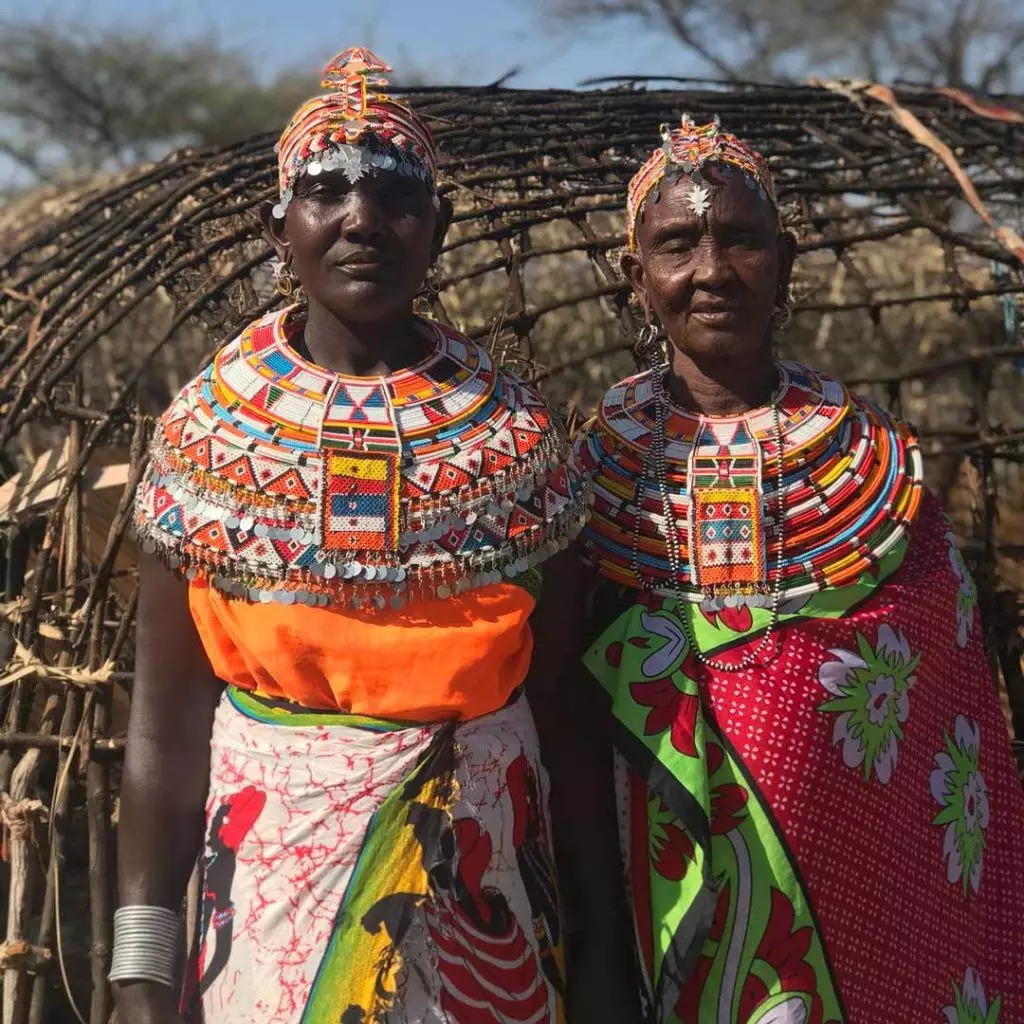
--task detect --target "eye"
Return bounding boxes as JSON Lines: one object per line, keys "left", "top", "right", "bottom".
{"left": 722, "top": 229, "right": 760, "bottom": 249}
{"left": 378, "top": 178, "right": 428, "bottom": 210}
{"left": 657, "top": 236, "right": 697, "bottom": 255}
{"left": 299, "top": 179, "right": 348, "bottom": 203}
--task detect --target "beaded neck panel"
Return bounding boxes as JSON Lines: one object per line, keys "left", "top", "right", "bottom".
{"left": 575, "top": 361, "right": 923, "bottom": 603}
{"left": 135, "top": 307, "right": 589, "bottom": 610}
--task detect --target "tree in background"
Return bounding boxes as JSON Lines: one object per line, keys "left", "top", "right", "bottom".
{"left": 0, "top": 16, "right": 459, "bottom": 189}
{"left": 540, "top": 0, "right": 1024, "bottom": 89}
{"left": 0, "top": 19, "right": 317, "bottom": 183}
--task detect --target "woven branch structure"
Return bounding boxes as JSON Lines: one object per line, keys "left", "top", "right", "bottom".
{"left": 0, "top": 80, "right": 1022, "bottom": 1023}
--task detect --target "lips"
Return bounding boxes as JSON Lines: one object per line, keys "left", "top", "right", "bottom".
{"left": 335, "top": 250, "right": 387, "bottom": 269}
{"left": 690, "top": 303, "right": 740, "bottom": 315}
{"left": 333, "top": 250, "right": 390, "bottom": 282}
{"left": 691, "top": 307, "right": 740, "bottom": 323}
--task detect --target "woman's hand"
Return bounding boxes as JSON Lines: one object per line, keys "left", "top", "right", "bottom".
{"left": 112, "top": 981, "right": 185, "bottom": 1024}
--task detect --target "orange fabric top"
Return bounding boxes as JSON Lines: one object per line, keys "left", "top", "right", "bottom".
{"left": 187, "top": 581, "right": 536, "bottom": 721}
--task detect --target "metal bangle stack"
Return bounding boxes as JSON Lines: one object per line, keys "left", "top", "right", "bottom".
{"left": 108, "top": 905, "right": 181, "bottom": 988}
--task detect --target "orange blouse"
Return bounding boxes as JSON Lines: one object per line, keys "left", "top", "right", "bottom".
{"left": 188, "top": 580, "right": 535, "bottom": 721}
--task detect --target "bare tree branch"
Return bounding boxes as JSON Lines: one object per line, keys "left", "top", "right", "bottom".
{"left": 649, "top": 0, "right": 742, "bottom": 79}
{"left": 977, "top": 24, "right": 1024, "bottom": 91}
{"left": 0, "top": 19, "right": 316, "bottom": 184}
{"left": 536, "top": 0, "right": 1024, "bottom": 88}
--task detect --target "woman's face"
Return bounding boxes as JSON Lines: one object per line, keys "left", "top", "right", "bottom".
{"left": 265, "top": 164, "right": 444, "bottom": 324}
{"left": 624, "top": 165, "right": 794, "bottom": 364}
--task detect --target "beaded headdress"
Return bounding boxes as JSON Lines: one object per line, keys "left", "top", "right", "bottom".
{"left": 273, "top": 47, "right": 438, "bottom": 219}
{"left": 626, "top": 115, "right": 777, "bottom": 250}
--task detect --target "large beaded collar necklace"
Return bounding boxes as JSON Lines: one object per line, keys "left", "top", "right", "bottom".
{"left": 631, "top": 364, "right": 786, "bottom": 671}
{"left": 135, "top": 307, "right": 589, "bottom": 610}
{"left": 577, "top": 361, "right": 923, "bottom": 619}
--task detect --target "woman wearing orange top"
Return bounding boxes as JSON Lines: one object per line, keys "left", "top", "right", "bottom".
{"left": 110, "top": 49, "right": 632, "bottom": 1024}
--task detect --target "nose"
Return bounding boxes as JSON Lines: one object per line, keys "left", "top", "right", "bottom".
{"left": 690, "top": 237, "right": 731, "bottom": 291}
{"left": 339, "top": 189, "right": 381, "bottom": 241}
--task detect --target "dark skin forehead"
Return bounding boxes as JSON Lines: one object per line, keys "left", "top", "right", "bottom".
{"left": 636, "top": 163, "right": 779, "bottom": 251}
{"left": 290, "top": 166, "right": 433, "bottom": 203}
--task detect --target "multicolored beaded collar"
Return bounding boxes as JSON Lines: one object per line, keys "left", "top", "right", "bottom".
{"left": 135, "top": 307, "right": 589, "bottom": 610}
{"left": 575, "top": 362, "right": 923, "bottom": 604}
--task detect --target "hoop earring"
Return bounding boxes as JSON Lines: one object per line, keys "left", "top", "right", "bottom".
{"left": 634, "top": 322, "right": 664, "bottom": 368}
{"left": 422, "top": 262, "right": 442, "bottom": 300}
{"left": 414, "top": 262, "right": 442, "bottom": 315}
{"left": 273, "top": 259, "right": 299, "bottom": 299}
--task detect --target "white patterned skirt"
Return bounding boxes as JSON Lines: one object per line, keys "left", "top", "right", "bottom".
{"left": 182, "top": 688, "right": 566, "bottom": 1024}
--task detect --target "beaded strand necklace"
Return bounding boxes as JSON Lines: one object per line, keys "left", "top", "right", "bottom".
{"left": 630, "top": 365, "right": 786, "bottom": 672}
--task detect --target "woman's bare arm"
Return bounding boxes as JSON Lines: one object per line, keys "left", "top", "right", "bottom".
{"left": 526, "top": 547, "right": 643, "bottom": 1023}
{"left": 114, "top": 552, "right": 224, "bottom": 1022}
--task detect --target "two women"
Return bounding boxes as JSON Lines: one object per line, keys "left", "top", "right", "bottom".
{"left": 114, "top": 48, "right": 1024, "bottom": 1024}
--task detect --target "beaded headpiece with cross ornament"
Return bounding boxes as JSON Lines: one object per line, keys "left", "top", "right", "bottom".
{"left": 626, "top": 114, "right": 778, "bottom": 251}
{"left": 272, "top": 47, "right": 439, "bottom": 220}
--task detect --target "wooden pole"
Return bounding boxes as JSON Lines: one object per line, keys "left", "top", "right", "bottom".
{"left": 2, "top": 694, "right": 63, "bottom": 1024}
{"left": 27, "top": 692, "right": 82, "bottom": 1024}
{"left": 85, "top": 689, "right": 111, "bottom": 1024}
{"left": 4, "top": 383, "right": 83, "bottom": 1024}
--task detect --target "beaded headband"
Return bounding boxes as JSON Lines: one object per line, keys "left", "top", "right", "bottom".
{"left": 273, "top": 47, "right": 438, "bottom": 219}
{"left": 626, "top": 115, "right": 777, "bottom": 250}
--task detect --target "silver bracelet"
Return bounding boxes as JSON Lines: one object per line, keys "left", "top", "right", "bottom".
{"left": 108, "top": 905, "right": 181, "bottom": 988}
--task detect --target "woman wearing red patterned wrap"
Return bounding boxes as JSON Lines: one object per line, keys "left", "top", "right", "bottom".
{"left": 573, "top": 115, "right": 1024, "bottom": 1022}
{"left": 113, "top": 48, "right": 632, "bottom": 1024}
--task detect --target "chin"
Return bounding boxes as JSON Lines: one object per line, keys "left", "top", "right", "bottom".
{"left": 322, "top": 282, "right": 413, "bottom": 323}
{"left": 678, "top": 327, "right": 768, "bottom": 363}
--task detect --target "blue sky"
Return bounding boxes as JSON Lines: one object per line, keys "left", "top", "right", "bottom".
{"left": 1, "top": 0, "right": 694, "bottom": 88}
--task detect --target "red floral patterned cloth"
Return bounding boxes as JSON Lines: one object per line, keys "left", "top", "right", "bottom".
{"left": 584, "top": 495, "right": 1024, "bottom": 1023}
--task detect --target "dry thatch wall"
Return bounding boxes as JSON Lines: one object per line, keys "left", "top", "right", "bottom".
{"left": 0, "top": 80, "right": 1022, "bottom": 1023}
